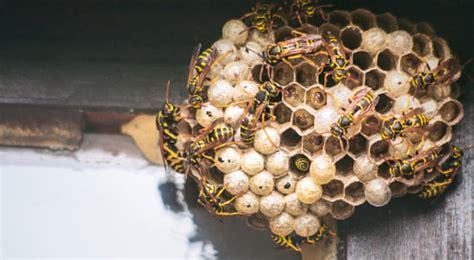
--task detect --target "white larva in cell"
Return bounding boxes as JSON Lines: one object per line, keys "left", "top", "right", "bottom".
{"left": 249, "top": 171, "right": 275, "bottom": 196}
{"left": 234, "top": 80, "right": 259, "bottom": 103}
{"left": 269, "top": 212, "right": 295, "bottom": 236}
{"left": 284, "top": 193, "right": 308, "bottom": 216}
{"left": 223, "top": 61, "right": 250, "bottom": 85}
{"left": 241, "top": 149, "right": 265, "bottom": 176}
{"left": 353, "top": 154, "right": 378, "bottom": 182}
{"left": 222, "top": 19, "right": 248, "bottom": 46}
{"left": 212, "top": 39, "right": 237, "bottom": 66}
{"left": 387, "top": 30, "right": 413, "bottom": 56}
{"left": 195, "top": 104, "right": 224, "bottom": 127}
{"left": 385, "top": 71, "right": 411, "bottom": 98}
{"left": 365, "top": 178, "right": 391, "bottom": 207}
{"left": 265, "top": 151, "right": 289, "bottom": 176}
{"left": 310, "top": 154, "right": 336, "bottom": 185}
{"left": 254, "top": 127, "right": 280, "bottom": 155}
{"left": 296, "top": 177, "right": 323, "bottom": 204}
{"left": 208, "top": 79, "right": 234, "bottom": 108}
{"left": 223, "top": 170, "right": 249, "bottom": 195}
{"left": 215, "top": 146, "right": 241, "bottom": 173}
{"left": 294, "top": 214, "right": 320, "bottom": 237}
{"left": 260, "top": 191, "right": 285, "bottom": 217}
{"left": 361, "top": 28, "right": 388, "bottom": 55}
{"left": 235, "top": 191, "right": 260, "bottom": 215}
{"left": 276, "top": 175, "right": 297, "bottom": 194}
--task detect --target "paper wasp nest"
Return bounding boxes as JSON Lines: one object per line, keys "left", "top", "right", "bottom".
{"left": 173, "top": 8, "right": 464, "bottom": 237}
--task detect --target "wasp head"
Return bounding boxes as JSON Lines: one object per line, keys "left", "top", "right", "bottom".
{"left": 162, "top": 102, "right": 180, "bottom": 119}
{"left": 388, "top": 161, "right": 401, "bottom": 177}
{"left": 263, "top": 44, "right": 281, "bottom": 65}
{"left": 452, "top": 145, "right": 464, "bottom": 159}
{"left": 188, "top": 95, "right": 203, "bottom": 108}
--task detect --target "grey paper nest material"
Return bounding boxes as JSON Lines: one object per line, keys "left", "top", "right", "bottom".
{"left": 160, "top": 7, "right": 464, "bottom": 242}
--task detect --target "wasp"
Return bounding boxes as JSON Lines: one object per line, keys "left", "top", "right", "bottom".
{"left": 196, "top": 178, "right": 241, "bottom": 218}
{"left": 240, "top": 2, "right": 287, "bottom": 34}
{"left": 292, "top": 154, "right": 311, "bottom": 173}
{"left": 417, "top": 145, "right": 464, "bottom": 199}
{"left": 380, "top": 108, "right": 429, "bottom": 141}
{"left": 388, "top": 147, "right": 439, "bottom": 178}
{"left": 320, "top": 33, "right": 352, "bottom": 84}
{"left": 289, "top": 0, "right": 332, "bottom": 25}
{"left": 187, "top": 44, "right": 219, "bottom": 108}
{"left": 331, "top": 88, "right": 379, "bottom": 140}
{"left": 272, "top": 224, "right": 335, "bottom": 252}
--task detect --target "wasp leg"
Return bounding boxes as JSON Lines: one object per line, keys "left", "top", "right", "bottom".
{"left": 216, "top": 210, "right": 242, "bottom": 217}
{"left": 218, "top": 196, "right": 238, "bottom": 207}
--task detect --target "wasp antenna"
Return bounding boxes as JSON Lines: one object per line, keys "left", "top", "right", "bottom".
{"left": 165, "top": 80, "right": 171, "bottom": 103}
{"left": 245, "top": 47, "right": 263, "bottom": 58}
{"left": 461, "top": 58, "right": 473, "bottom": 69}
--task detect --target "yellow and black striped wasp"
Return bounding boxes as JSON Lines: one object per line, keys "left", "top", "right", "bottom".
{"left": 288, "top": 0, "right": 333, "bottom": 25}
{"left": 195, "top": 177, "right": 242, "bottom": 218}
{"left": 320, "top": 33, "right": 353, "bottom": 84}
{"left": 388, "top": 147, "right": 439, "bottom": 178}
{"left": 240, "top": 2, "right": 287, "bottom": 34}
{"left": 187, "top": 44, "right": 219, "bottom": 108}
{"left": 272, "top": 223, "right": 335, "bottom": 252}
{"left": 331, "top": 88, "right": 379, "bottom": 148}
{"left": 156, "top": 80, "right": 186, "bottom": 174}
{"left": 380, "top": 108, "right": 430, "bottom": 141}
{"left": 417, "top": 145, "right": 464, "bottom": 199}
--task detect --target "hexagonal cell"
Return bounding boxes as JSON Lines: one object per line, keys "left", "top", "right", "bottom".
{"left": 361, "top": 115, "right": 381, "bottom": 136}
{"left": 389, "top": 181, "right": 407, "bottom": 198}
{"left": 377, "top": 49, "right": 398, "bottom": 71}
{"left": 377, "top": 162, "right": 391, "bottom": 180}
{"left": 428, "top": 121, "right": 450, "bottom": 143}
{"left": 320, "top": 23, "right": 341, "bottom": 38}
{"left": 348, "top": 134, "right": 368, "bottom": 156}
{"left": 251, "top": 64, "right": 270, "bottom": 83}
{"left": 353, "top": 51, "right": 373, "bottom": 70}
{"left": 415, "top": 22, "right": 436, "bottom": 37}
{"left": 289, "top": 153, "right": 311, "bottom": 178}
{"left": 344, "top": 181, "right": 365, "bottom": 205}
{"left": 439, "top": 99, "right": 463, "bottom": 125}
{"left": 351, "top": 9, "right": 376, "bottom": 30}
{"left": 281, "top": 127, "right": 302, "bottom": 149}
{"left": 398, "top": 18, "right": 416, "bottom": 35}
{"left": 376, "top": 13, "right": 398, "bottom": 33}
{"left": 247, "top": 213, "right": 269, "bottom": 230}
{"left": 303, "top": 132, "right": 324, "bottom": 155}
{"left": 283, "top": 84, "right": 305, "bottom": 108}
{"left": 335, "top": 155, "right": 354, "bottom": 177}
{"left": 274, "top": 103, "right": 292, "bottom": 124}
{"left": 306, "top": 86, "right": 327, "bottom": 110}
{"left": 413, "top": 34, "right": 432, "bottom": 57}
{"left": 370, "top": 139, "right": 390, "bottom": 161}
{"left": 345, "top": 66, "right": 364, "bottom": 89}
{"left": 365, "top": 69, "right": 386, "bottom": 90}
{"left": 401, "top": 53, "right": 424, "bottom": 76}
{"left": 274, "top": 26, "right": 294, "bottom": 42}
{"left": 341, "top": 27, "right": 362, "bottom": 50}
{"left": 324, "top": 136, "right": 346, "bottom": 158}
{"left": 331, "top": 200, "right": 355, "bottom": 220}
{"left": 295, "top": 63, "right": 317, "bottom": 87}
{"left": 375, "top": 93, "right": 394, "bottom": 114}
{"left": 273, "top": 62, "right": 294, "bottom": 86}
{"left": 293, "top": 109, "right": 315, "bottom": 131}
{"left": 323, "top": 179, "right": 344, "bottom": 200}
{"left": 329, "top": 10, "right": 351, "bottom": 28}
{"left": 432, "top": 38, "right": 450, "bottom": 60}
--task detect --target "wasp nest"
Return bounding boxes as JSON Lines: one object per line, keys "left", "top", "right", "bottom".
{"left": 162, "top": 6, "right": 465, "bottom": 250}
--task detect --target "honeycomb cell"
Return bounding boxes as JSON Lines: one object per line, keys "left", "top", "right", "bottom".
{"left": 307, "top": 86, "right": 327, "bottom": 110}
{"left": 289, "top": 153, "right": 311, "bottom": 178}
{"left": 247, "top": 213, "right": 269, "bottom": 230}
{"left": 281, "top": 127, "right": 302, "bottom": 149}
{"left": 341, "top": 27, "right": 362, "bottom": 50}
{"left": 270, "top": 212, "right": 295, "bottom": 236}
{"left": 370, "top": 139, "right": 390, "bottom": 161}
{"left": 388, "top": 31, "right": 413, "bottom": 56}
{"left": 351, "top": 9, "right": 376, "bottom": 30}
{"left": 346, "top": 66, "right": 364, "bottom": 89}
{"left": 365, "top": 178, "right": 391, "bottom": 207}
{"left": 249, "top": 171, "right": 274, "bottom": 196}
{"left": 322, "top": 179, "right": 344, "bottom": 201}
{"left": 344, "top": 181, "right": 366, "bottom": 205}
{"left": 432, "top": 38, "right": 450, "bottom": 60}
{"left": 376, "top": 13, "right": 398, "bottom": 33}
{"left": 361, "top": 115, "right": 381, "bottom": 137}
{"left": 319, "top": 23, "right": 341, "bottom": 38}
{"left": 293, "top": 109, "right": 315, "bottom": 131}
{"left": 365, "top": 69, "right": 385, "bottom": 90}
{"left": 377, "top": 162, "right": 391, "bottom": 180}
{"left": 353, "top": 154, "right": 378, "bottom": 182}
{"left": 274, "top": 62, "right": 294, "bottom": 86}
{"left": 389, "top": 181, "right": 407, "bottom": 198}
{"left": 260, "top": 192, "right": 285, "bottom": 217}
{"left": 397, "top": 18, "right": 416, "bottom": 35}
{"left": 335, "top": 155, "right": 354, "bottom": 177}
{"left": 303, "top": 131, "right": 324, "bottom": 155}
{"left": 353, "top": 51, "right": 373, "bottom": 70}
{"left": 251, "top": 64, "right": 271, "bottom": 83}
{"left": 386, "top": 71, "right": 411, "bottom": 98}
{"left": 348, "top": 134, "right": 368, "bottom": 156}
{"left": 294, "top": 214, "right": 320, "bottom": 237}
{"left": 393, "top": 94, "right": 420, "bottom": 114}
{"left": 296, "top": 177, "right": 323, "bottom": 204}
{"left": 401, "top": 54, "right": 423, "bottom": 76}
{"left": 375, "top": 93, "right": 394, "bottom": 114}
{"left": 284, "top": 193, "right": 309, "bottom": 216}
{"left": 266, "top": 151, "right": 290, "bottom": 176}
{"left": 388, "top": 137, "right": 411, "bottom": 159}
{"left": 325, "top": 136, "right": 346, "bottom": 158}
{"left": 361, "top": 28, "right": 387, "bottom": 55}
{"left": 428, "top": 84, "right": 451, "bottom": 101}
{"left": 329, "top": 10, "right": 351, "bottom": 28}
{"left": 295, "top": 63, "right": 317, "bottom": 87}
{"left": 274, "top": 103, "right": 292, "bottom": 124}
{"left": 254, "top": 127, "right": 280, "bottom": 155}
{"left": 415, "top": 22, "right": 436, "bottom": 37}
{"left": 314, "top": 107, "right": 339, "bottom": 134}
{"left": 377, "top": 49, "right": 398, "bottom": 71}
{"left": 413, "top": 34, "right": 432, "bottom": 57}
{"left": 310, "top": 154, "right": 336, "bottom": 185}
{"left": 276, "top": 174, "right": 298, "bottom": 195}
{"left": 439, "top": 99, "right": 463, "bottom": 125}
{"left": 331, "top": 200, "right": 355, "bottom": 220}
{"left": 428, "top": 121, "right": 450, "bottom": 143}
{"left": 283, "top": 84, "right": 305, "bottom": 108}
{"left": 274, "top": 26, "right": 294, "bottom": 42}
